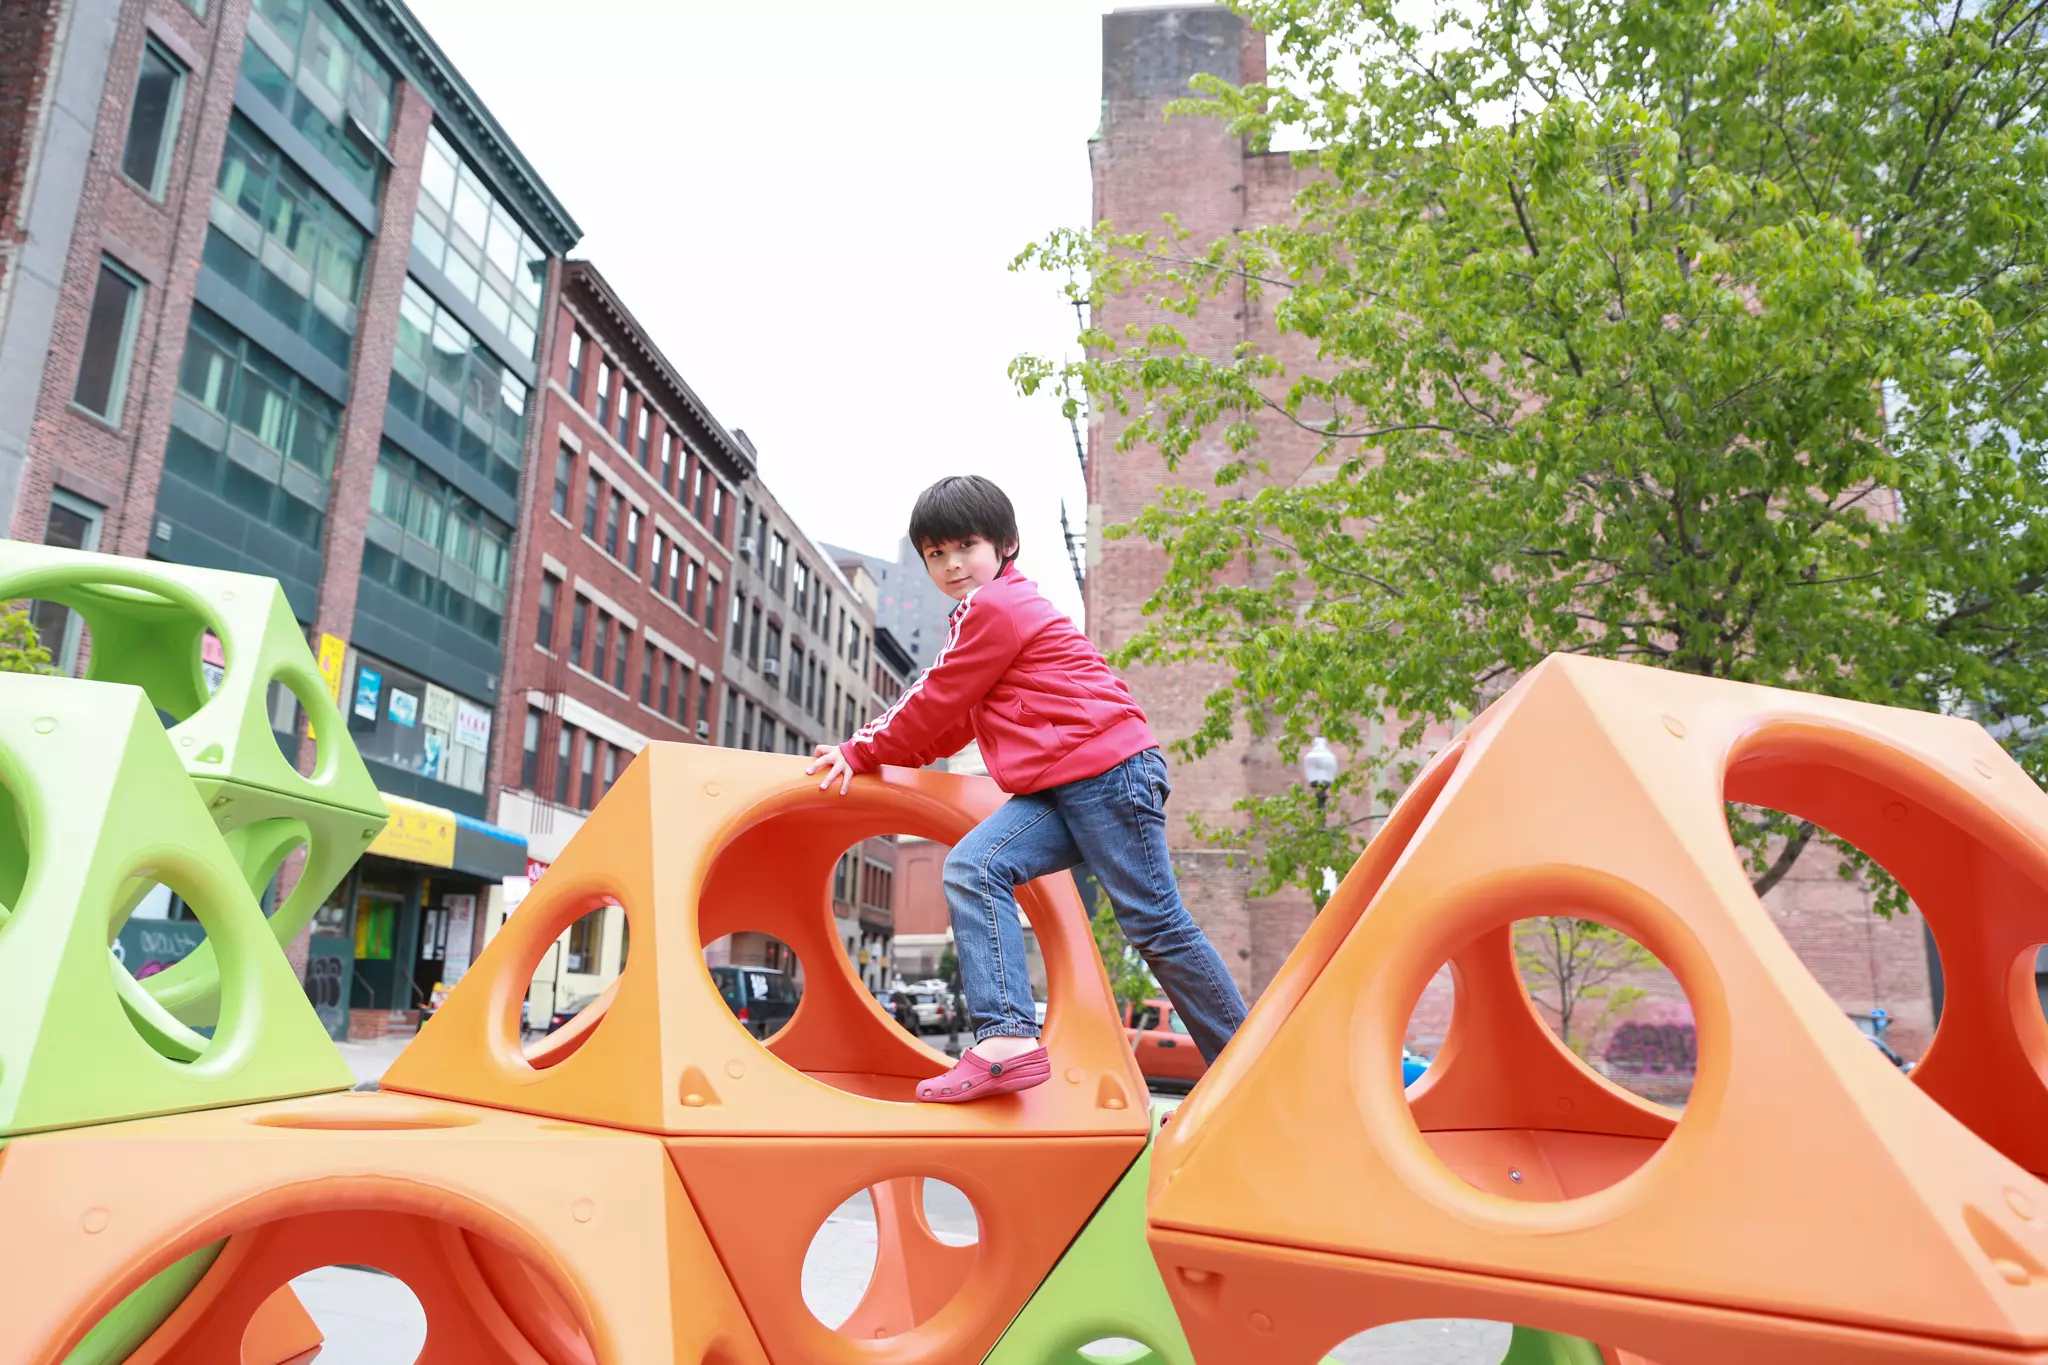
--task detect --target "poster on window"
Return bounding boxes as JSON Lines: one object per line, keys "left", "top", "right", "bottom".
{"left": 441, "top": 893, "right": 477, "bottom": 983}
{"left": 422, "top": 684, "right": 456, "bottom": 733}
{"left": 353, "top": 667, "right": 382, "bottom": 720}
{"left": 454, "top": 699, "right": 492, "bottom": 752}
{"left": 421, "top": 730, "right": 444, "bottom": 779}
{"left": 201, "top": 632, "right": 226, "bottom": 694}
{"left": 387, "top": 689, "right": 419, "bottom": 727}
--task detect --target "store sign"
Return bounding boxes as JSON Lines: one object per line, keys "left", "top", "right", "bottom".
{"left": 422, "top": 685, "right": 456, "bottom": 733}
{"left": 388, "top": 689, "right": 419, "bottom": 727}
{"left": 354, "top": 667, "right": 383, "bottom": 719}
{"left": 442, "top": 893, "right": 477, "bottom": 983}
{"left": 454, "top": 699, "right": 492, "bottom": 752}
{"left": 526, "top": 857, "right": 550, "bottom": 883}
{"left": 309, "top": 633, "right": 347, "bottom": 740}
{"left": 367, "top": 794, "right": 456, "bottom": 868}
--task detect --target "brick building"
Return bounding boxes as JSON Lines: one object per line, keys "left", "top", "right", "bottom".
{"left": 0, "top": 0, "right": 574, "bottom": 1036}
{"left": 1087, "top": 5, "right": 1939, "bottom": 1075}
{"left": 482, "top": 257, "right": 752, "bottom": 1018}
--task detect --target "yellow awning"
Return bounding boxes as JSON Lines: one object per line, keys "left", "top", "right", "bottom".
{"left": 367, "top": 794, "right": 457, "bottom": 869}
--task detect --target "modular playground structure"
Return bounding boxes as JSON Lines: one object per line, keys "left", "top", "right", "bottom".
{"left": 4, "top": 541, "right": 2048, "bottom": 1364}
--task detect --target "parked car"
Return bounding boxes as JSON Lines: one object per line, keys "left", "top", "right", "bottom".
{"left": 903, "top": 980, "right": 950, "bottom": 1034}
{"left": 1121, "top": 998, "right": 1206, "bottom": 1089}
{"left": 710, "top": 965, "right": 801, "bottom": 1039}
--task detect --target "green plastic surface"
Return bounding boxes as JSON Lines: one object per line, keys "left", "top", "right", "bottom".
{"left": 59, "top": 1241, "right": 224, "bottom": 1365}
{"left": 0, "top": 673, "right": 353, "bottom": 1137}
{"left": 983, "top": 1109, "right": 1607, "bottom": 1365}
{"left": 0, "top": 545, "right": 386, "bottom": 1024}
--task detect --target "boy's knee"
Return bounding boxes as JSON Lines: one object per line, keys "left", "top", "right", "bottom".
{"left": 941, "top": 843, "right": 987, "bottom": 892}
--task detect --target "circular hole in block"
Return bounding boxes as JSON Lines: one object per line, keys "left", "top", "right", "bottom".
{"left": 919, "top": 1178, "right": 979, "bottom": 1247}
{"left": 802, "top": 1187, "right": 878, "bottom": 1330}
{"left": 0, "top": 755, "right": 26, "bottom": 918}
{"left": 108, "top": 877, "right": 216, "bottom": 1064}
{"left": 282, "top": 1265, "right": 427, "bottom": 1360}
{"left": 705, "top": 936, "right": 805, "bottom": 1043}
{"left": 1325, "top": 1320, "right": 1612, "bottom": 1363}
{"left": 519, "top": 897, "right": 625, "bottom": 1069}
{"left": 263, "top": 668, "right": 328, "bottom": 780}
{"left": 1511, "top": 918, "right": 1690, "bottom": 1107}
{"left": 2024, "top": 943, "right": 2048, "bottom": 1032}
{"left": 1402, "top": 963, "right": 1453, "bottom": 1087}
{"left": 1078, "top": 1341, "right": 1156, "bottom": 1364}
{"left": 251, "top": 1106, "right": 482, "bottom": 1131}
{"left": 13, "top": 589, "right": 218, "bottom": 726}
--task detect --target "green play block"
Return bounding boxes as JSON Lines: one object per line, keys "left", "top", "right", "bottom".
{"left": 0, "top": 544, "right": 386, "bottom": 1023}
{"left": 0, "top": 674, "right": 352, "bottom": 1137}
{"left": 984, "top": 1108, "right": 1606, "bottom": 1365}
{"left": 59, "top": 1241, "right": 223, "bottom": 1365}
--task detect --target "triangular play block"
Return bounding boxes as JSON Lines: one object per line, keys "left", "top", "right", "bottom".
{"left": 384, "top": 745, "right": 1149, "bottom": 1140}
{"left": 1148, "top": 655, "right": 2048, "bottom": 1359}
{"left": 0, "top": 675, "right": 350, "bottom": 1137}
{"left": 0, "top": 1092, "right": 769, "bottom": 1364}
{"left": 669, "top": 1133, "right": 1143, "bottom": 1365}
{"left": 0, "top": 544, "right": 386, "bottom": 1026}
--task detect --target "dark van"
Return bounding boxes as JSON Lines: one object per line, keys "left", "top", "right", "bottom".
{"left": 711, "top": 965, "right": 801, "bottom": 1038}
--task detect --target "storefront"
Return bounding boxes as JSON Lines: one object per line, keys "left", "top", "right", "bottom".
{"left": 308, "top": 794, "right": 527, "bottom": 1040}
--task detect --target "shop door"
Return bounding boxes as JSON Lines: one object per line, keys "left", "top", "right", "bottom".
{"left": 350, "top": 887, "right": 403, "bottom": 1011}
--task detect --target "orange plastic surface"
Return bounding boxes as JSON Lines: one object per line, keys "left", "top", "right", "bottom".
{"left": 0, "top": 1092, "right": 766, "bottom": 1365}
{"left": 236, "top": 1281, "right": 325, "bottom": 1365}
{"left": 669, "top": 1135, "right": 1142, "bottom": 1365}
{"left": 1149, "top": 655, "right": 2048, "bottom": 1356}
{"left": 384, "top": 747, "right": 1149, "bottom": 1139}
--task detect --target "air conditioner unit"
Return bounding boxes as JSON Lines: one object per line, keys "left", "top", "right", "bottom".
{"left": 762, "top": 657, "right": 781, "bottom": 679}
{"left": 695, "top": 719, "right": 711, "bottom": 739}
{"left": 739, "top": 535, "right": 758, "bottom": 557}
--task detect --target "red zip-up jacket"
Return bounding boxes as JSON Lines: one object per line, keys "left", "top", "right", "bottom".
{"left": 839, "top": 564, "right": 1157, "bottom": 794}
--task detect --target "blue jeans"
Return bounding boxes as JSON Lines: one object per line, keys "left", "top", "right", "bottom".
{"left": 942, "top": 747, "right": 1248, "bottom": 1064}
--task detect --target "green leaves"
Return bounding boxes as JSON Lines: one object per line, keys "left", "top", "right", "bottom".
{"left": 0, "top": 603, "right": 54, "bottom": 677}
{"left": 1014, "top": 0, "right": 2048, "bottom": 908}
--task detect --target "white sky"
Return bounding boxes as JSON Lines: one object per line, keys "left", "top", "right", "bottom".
{"left": 402, "top": 0, "right": 1199, "bottom": 625}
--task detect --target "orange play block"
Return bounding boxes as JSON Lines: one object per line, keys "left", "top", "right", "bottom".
{"left": 1149, "top": 656, "right": 2048, "bottom": 1358}
{"left": 0, "top": 1092, "right": 766, "bottom": 1365}
{"left": 670, "top": 1134, "right": 1143, "bottom": 1365}
{"left": 384, "top": 747, "right": 1149, "bottom": 1141}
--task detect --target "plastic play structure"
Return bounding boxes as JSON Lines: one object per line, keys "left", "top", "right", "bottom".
{"left": 4, "top": 543, "right": 2048, "bottom": 1364}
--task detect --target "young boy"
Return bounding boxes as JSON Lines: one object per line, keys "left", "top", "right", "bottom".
{"left": 806, "top": 475, "right": 1248, "bottom": 1103}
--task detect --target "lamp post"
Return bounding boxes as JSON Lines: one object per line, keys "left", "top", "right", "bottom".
{"left": 1302, "top": 737, "right": 1340, "bottom": 909}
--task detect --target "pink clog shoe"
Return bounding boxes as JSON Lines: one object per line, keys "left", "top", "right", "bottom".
{"left": 915, "top": 1046, "right": 1051, "bottom": 1103}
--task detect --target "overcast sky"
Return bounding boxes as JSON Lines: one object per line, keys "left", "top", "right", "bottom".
{"left": 402, "top": 0, "right": 1200, "bottom": 624}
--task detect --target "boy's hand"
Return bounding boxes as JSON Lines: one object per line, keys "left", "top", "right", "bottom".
{"left": 807, "top": 744, "right": 853, "bottom": 795}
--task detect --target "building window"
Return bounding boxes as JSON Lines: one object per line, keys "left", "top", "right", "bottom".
{"left": 765, "top": 623, "right": 782, "bottom": 674}
{"left": 658, "top": 431, "right": 675, "bottom": 489}
{"left": 30, "top": 491, "right": 104, "bottom": 675}
{"left": 623, "top": 507, "right": 641, "bottom": 575}
{"left": 683, "top": 559, "right": 699, "bottom": 618}
{"left": 664, "top": 544, "right": 681, "bottom": 601}
{"left": 566, "top": 904, "right": 605, "bottom": 973}
{"left": 616, "top": 388, "right": 634, "bottom": 446}
{"left": 554, "top": 726, "right": 574, "bottom": 804}
{"left": 712, "top": 484, "right": 726, "bottom": 539}
{"left": 689, "top": 464, "right": 705, "bottom": 522}
{"left": 591, "top": 613, "right": 610, "bottom": 680}
{"left": 241, "top": 0, "right": 395, "bottom": 199}
{"left": 768, "top": 534, "right": 788, "bottom": 595}
{"left": 792, "top": 561, "right": 811, "bottom": 619}
{"left": 582, "top": 473, "right": 601, "bottom": 538}
{"left": 72, "top": 260, "right": 143, "bottom": 424}
{"left": 204, "top": 115, "right": 368, "bottom": 367}
{"left": 704, "top": 576, "right": 719, "bottom": 634}
{"left": 747, "top": 604, "right": 763, "bottom": 668}
{"left": 787, "top": 644, "right": 804, "bottom": 699}
{"left": 546, "top": 445, "right": 571, "bottom": 518}
{"left": 657, "top": 657, "right": 672, "bottom": 715}
{"left": 731, "top": 589, "right": 745, "bottom": 648}
{"left": 579, "top": 735, "right": 597, "bottom": 809}
{"left": 390, "top": 279, "right": 529, "bottom": 495}
{"left": 699, "top": 676, "right": 714, "bottom": 734}
{"left": 121, "top": 42, "right": 185, "bottom": 199}
{"left": 521, "top": 708, "right": 542, "bottom": 789}
{"left": 166, "top": 306, "right": 336, "bottom": 545}
{"left": 640, "top": 646, "right": 655, "bottom": 706}
{"left": 565, "top": 330, "right": 585, "bottom": 400}
{"left": 593, "top": 360, "right": 612, "bottom": 427}
{"left": 723, "top": 688, "right": 737, "bottom": 746}
{"left": 343, "top": 649, "right": 493, "bottom": 794}
{"left": 636, "top": 407, "right": 651, "bottom": 464}
{"left": 535, "top": 573, "right": 559, "bottom": 651}
{"left": 741, "top": 701, "right": 756, "bottom": 750}
{"left": 602, "top": 493, "right": 621, "bottom": 558}
{"left": 569, "top": 594, "right": 589, "bottom": 664}
{"left": 601, "top": 745, "right": 620, "bottom": 799}
{"left": 612, "top": 625, "right": 629, "bottom": 690}
{"left": 362, "top": 442, "right": 511, "bottom": 644}
{"left": 412, "top": 124, "right": 545, "bottom": 356}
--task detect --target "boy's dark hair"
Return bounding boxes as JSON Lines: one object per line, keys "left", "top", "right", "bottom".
{"left": 908, "top": 475, "right": 1019, "bottom": 565}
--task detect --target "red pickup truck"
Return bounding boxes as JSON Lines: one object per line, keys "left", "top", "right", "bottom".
{"left": 1120, "top": 998, "right": 1206, "bottom": 1089}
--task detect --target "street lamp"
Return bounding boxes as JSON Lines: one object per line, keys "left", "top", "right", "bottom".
{"left": 1301, "top": 738, "right": 1341, "bottom": 909}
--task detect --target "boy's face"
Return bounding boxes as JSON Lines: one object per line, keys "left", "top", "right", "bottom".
{"left": 921, "top": 535, "right": 1007, "bottom": 602}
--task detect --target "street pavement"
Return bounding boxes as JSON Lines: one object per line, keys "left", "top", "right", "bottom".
{"left": 295, "top": 1035, "right": 1504, "bottom": 1362}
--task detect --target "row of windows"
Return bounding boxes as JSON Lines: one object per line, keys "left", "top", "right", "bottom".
{"left": 363, "top": 441, "right": 511, "bottom": 643}
{"left": 414, "top": 125, "right": 545, "bottom": 359}
{"left": 243, "top": 0, "right": 396, "bottom": 201}
{"left": 532, "top": 576, "right": 720, "bottom": 742}
{"left": 346, "top": 649, "right": 494, "bottom": 796}
{"left": 555, "top": 444, "right": 722, "bottom": 634}
{"left": 859, "top": 861, "right": 895, "bottom": 914}
{"left": 205, "top": 113, "right": 368, "bottom": 367}
{"left": 563, "top": 330, "right": 728, "bottom": 539}
{"left": 390, "top": 277, "right": 529, "bottom": 496}
{"left": 166, "top": 305, "right": 337, "bottom": 548}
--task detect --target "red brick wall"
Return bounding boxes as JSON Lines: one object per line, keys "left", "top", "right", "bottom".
{"left": 0, "top": 0, "right": 66, "bottom": 301}
{"left": 9, "top": 0, "right": 247, "bottom": 547}
{"left": 893, "top": 839, "right": 948, "bottom": 938}
{"left": 1088, "top": 7, "right": 1937, "bottom": 1064}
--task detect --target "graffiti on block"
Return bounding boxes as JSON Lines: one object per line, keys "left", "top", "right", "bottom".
{"left": 1604, "top": 1021, "right": 1698, "bottom": 1075}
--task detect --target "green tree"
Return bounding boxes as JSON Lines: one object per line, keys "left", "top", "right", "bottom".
{"left": 0, "top": 603, "right": 54, "bottom": 676}
{"left": 1091, "top": 894, "right": 1158, "bottom": 1010}
{"left": 1514, "top": 917, "right": 1653, "bottom": 1055}
{"left": 1016, "top": 0, "right": 2048, "bottom": 907}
